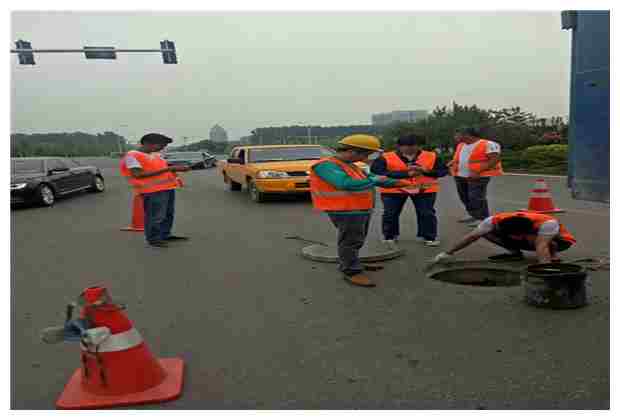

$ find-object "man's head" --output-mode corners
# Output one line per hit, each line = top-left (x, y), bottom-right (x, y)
(454, 127), (481, 144)
(396, 133), (425, 156)
(497, 215), (536, 235)
(140, 133), (173, 152)
(336, 134), (383, 162)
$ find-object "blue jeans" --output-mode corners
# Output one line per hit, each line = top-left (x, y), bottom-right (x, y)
(142, 189), (175, 244)
(381, 193), (438, 241)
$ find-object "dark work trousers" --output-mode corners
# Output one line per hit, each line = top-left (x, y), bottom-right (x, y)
(328, 213), (371, 276)
(484, 231), (573, 253)
(454, 176), (491, 220)
(381, 193), (438, 241)
(142, 189), (175, 244)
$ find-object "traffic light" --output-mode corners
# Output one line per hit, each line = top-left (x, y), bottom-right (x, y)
(15, 40), (35, 65)
(160, 40), (177, 64)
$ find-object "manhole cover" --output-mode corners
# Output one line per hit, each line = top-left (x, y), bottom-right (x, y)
(429, 267), (522, 287)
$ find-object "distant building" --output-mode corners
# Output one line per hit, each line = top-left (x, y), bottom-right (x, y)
(372, 110), (428, 126)
(210, 124), (228, 142)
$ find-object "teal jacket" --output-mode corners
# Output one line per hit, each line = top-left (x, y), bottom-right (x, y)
(313, 160), (399, 215)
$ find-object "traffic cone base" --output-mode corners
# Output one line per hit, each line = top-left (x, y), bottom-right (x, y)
(56, 358), (184, 409)
(120, 226), (145, 232)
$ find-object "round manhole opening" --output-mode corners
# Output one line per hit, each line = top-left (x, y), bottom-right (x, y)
(429, 267), (522, 287)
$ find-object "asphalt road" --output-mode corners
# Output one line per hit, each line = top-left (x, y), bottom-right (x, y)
(11, 158), (609, 409)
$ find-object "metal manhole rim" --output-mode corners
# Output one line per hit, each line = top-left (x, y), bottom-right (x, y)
(427, 265), (524, 287)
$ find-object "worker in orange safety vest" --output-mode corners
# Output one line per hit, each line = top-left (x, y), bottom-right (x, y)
(371, 134), (449, 248)
(431, 211), (576, 264)
(310, 134), (410, 287)
(447, 127), (503, 227)
(119, 133), (190, 248)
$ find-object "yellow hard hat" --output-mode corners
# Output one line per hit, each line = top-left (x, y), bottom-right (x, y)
(338, 134), (383, 152)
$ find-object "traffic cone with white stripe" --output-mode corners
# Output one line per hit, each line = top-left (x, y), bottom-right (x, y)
(521, 179), (564, 213)
(56, 286), (184, 409)
(120, 194), (144, 232)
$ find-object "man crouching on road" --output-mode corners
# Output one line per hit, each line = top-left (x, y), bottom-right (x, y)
(309, 134), (408, 287)
(431, 211), (576, 264)
(120, 133), (191, 248)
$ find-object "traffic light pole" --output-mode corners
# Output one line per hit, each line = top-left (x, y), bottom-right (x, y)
(11, 39), (178, 65)
(10, 48), (172, 53)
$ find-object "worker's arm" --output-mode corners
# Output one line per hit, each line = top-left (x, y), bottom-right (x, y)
(370, 156), (411, 179)
(314, 161), (400, 191)
(535, 235), (554, 264)
(445, 231), (485, 255)
(129, 165), (189, 179)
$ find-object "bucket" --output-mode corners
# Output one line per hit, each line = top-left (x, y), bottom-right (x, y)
(523, 263), (590, 309)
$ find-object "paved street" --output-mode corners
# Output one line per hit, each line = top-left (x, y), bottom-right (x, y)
(11, 158), (609, 409)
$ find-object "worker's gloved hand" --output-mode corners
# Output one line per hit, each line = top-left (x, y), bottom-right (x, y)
(431, 252), (452, 263)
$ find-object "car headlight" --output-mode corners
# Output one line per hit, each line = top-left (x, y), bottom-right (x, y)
(256, 170), (290, 179)
(11, 183), (28, 190)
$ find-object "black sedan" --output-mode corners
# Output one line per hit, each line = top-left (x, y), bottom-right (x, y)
(162, 151), (216, 169)
(11, 157), (105, 206)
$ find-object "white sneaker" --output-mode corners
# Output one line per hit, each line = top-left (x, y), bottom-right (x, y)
(381, 239), (398, 249)
(414, 237), (426, 243)
(424, 240), (441, 247)
(467, 220), (481, 228)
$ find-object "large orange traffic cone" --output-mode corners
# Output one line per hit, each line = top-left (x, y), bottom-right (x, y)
(56, 287), (184, 409)
(120, 194), (144, 232)
(521, 179), (564, 213)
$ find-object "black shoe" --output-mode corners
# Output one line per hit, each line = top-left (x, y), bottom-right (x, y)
(148, 240), (169, 248)
(164, 235), (189, 241)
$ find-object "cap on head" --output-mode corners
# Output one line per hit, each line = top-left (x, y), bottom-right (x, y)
(396, 133), (425, 146)
(337, 134), (383, 152)
(140, 133), (173, 145)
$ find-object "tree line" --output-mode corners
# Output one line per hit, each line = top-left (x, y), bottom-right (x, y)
(11, 131), (128, 157)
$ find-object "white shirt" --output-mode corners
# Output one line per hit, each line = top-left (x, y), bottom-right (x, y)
(124, 151), (163, 169)
(457, 140), (501, 177)
(474, 216), (560, 237)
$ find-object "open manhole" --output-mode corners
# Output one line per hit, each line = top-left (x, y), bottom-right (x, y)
(429, 267), (522, 287)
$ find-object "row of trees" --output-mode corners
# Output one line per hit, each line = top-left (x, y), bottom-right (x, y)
(382, 103), (567, 151)
(11, 132), (128, 157)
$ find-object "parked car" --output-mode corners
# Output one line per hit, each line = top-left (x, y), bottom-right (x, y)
(162, 151), (216, 169)
(11, 157), (105, 206)
(220, 145), (336, 202)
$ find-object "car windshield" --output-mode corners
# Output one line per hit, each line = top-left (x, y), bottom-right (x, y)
(249, 147), (332, 163)
(11, 159), (44, 174)
(165, 152), (203, 159)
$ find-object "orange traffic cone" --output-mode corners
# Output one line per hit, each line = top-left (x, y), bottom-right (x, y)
(120, 194), (144, 232)
(56, 286), (184, 409)
(521, 179), (564, 213)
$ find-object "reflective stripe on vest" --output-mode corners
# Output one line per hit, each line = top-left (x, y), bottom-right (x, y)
(491, 211), (576, 245)
(452, 140), (503, 177)
(309, 158), (374, 211)
(379, 151), (439, 194)
(120, 151), (178, 194)
(80, 327), (143, 353)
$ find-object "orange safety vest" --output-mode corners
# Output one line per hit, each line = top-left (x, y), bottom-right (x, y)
(452, 139), (503, 177)
(491, 211), (576, 245)
(378, 151), (440, 194)
(119, 150), (179, 194)
(309, 157), (374, 212)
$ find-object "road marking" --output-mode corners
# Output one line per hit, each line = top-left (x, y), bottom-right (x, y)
(494, 198), (609, 217)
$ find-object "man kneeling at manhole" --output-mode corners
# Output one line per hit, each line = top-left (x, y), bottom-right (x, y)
(432, 211), (576, 264)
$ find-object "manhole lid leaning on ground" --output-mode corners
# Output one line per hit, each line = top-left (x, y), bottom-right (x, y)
(301, 241), (405, 263)
(428, 267), (522, 287)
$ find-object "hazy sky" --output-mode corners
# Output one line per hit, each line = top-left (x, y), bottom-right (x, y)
(11, 11), (571, 145)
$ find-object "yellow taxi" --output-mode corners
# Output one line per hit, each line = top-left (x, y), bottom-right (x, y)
(221, 144), (336, 202)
